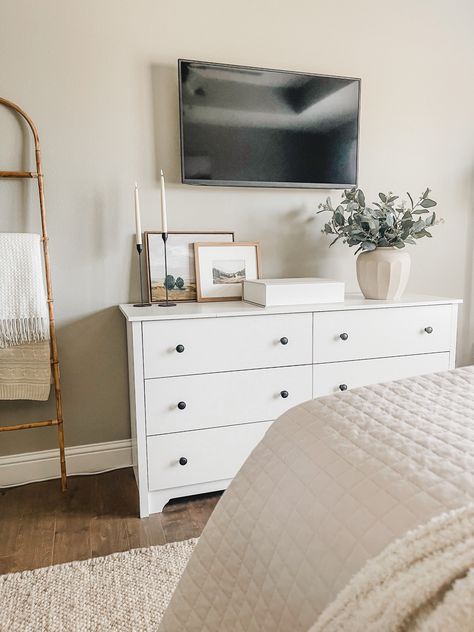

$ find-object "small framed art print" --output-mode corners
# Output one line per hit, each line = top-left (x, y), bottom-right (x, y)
(194, 241), (261, 302)
(145, 231), (234, 303)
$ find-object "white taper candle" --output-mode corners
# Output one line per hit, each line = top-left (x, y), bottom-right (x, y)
(160, 169), (168, 234)
(134, 182), (142, 246)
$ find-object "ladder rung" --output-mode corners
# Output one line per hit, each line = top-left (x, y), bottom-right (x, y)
(0, 170), (38, 178)
(0, 419), (58, 432)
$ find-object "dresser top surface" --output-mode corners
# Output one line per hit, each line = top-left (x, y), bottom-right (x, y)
(119, 293), (462, 322)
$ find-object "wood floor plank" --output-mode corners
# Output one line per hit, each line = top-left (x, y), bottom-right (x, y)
(117, 468), (167, 550)
(52, 473), (96, 564)
(90, 515), (131, 558)
(0, 484), (35, 559)
(0, 468), (222, 574)
(123, 470), (166, 549)
(89, 469), (136, 557)
(161, 499), (194, 544)
(125, 513), (167, 550)
(9, 512), (56, 572)
(53, 518), (92, 565)
(0, 496), (21, 560)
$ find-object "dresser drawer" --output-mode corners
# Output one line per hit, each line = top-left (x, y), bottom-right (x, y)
(313, 352), (450, 397)
(147, 422), (271, 491)
(145, 365), (312, 436)
(143, 313), (312, 378)
(314, 305), (453, 363)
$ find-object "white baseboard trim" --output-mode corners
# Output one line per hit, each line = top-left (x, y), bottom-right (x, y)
(0, 439), (132, 488)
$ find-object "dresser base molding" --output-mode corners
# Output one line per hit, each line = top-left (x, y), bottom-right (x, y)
(147, 479), (231, 516)
(120, 294), (461, 517)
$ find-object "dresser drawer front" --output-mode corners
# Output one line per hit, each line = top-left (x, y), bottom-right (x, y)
(313, 352), (450, 397)
(143, 313), (312, 378)
(147, 422), (271, 491)
(145, 365), (312, 436)
(314, 305), (453, 363)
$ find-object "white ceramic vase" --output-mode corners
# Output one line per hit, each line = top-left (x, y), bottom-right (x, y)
(356, 247), (411, 300)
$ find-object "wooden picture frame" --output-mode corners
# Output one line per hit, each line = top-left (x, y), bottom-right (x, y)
(144, 231), (234, 303)
(194, 241), (261, 302)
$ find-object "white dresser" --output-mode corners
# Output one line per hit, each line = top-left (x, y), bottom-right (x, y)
(120, 294), (460, 517)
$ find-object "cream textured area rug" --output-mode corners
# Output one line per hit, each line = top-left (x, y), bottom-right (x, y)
(0, 539), (196, 632)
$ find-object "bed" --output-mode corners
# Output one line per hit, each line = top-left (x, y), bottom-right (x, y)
(158, 367), (474, 631)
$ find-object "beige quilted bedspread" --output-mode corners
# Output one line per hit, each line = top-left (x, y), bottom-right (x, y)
(159, 367), (474, 632)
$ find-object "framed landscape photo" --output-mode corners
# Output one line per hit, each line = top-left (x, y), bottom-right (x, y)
(145, 231), (234, 303)
(194, 242), (261, 302)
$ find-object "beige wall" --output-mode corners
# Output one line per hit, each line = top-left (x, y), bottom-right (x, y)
(0, 0), (473, 456)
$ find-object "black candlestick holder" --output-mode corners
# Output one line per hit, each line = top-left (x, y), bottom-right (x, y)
(133, 243), (152, 307)
(158, 232), (176, 307)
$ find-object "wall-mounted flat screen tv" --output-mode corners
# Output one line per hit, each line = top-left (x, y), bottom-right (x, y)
(178, 59), (360, 189)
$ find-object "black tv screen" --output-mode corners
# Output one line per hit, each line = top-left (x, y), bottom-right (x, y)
(178, 60), (360, 189)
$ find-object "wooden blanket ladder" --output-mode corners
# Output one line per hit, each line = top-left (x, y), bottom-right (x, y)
(0, 96), (67, 490)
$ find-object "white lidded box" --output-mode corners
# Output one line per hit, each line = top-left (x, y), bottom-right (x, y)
(242, 278), (345, 307)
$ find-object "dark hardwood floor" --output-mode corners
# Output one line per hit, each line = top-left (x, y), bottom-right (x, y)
(0, 468), (222, 575)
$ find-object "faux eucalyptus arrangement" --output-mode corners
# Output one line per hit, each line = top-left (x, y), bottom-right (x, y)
(318, 187), (439, 254)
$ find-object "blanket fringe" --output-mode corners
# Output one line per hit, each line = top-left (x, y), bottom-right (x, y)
(0, 317), (50, 349)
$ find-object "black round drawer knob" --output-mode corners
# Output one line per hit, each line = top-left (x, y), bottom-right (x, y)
(424, 326), (433, 334)
(176, 344), (185, 353)
(177, 401), (187, 410)
(339, 384), (348, 391)
(340, 333), (349, 341)
(179, 457), (188, 466)
(280, 337), (289, 345)
(280, 390), (289, 398)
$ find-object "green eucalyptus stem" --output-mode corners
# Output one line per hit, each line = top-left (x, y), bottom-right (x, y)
(317, 187), (440, 254)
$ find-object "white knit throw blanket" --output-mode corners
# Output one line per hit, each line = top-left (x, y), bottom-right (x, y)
(0, 233), (50, 348)
(311, 504), (474, 632)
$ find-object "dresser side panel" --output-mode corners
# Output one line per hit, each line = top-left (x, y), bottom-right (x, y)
(126, 320), (149, 517)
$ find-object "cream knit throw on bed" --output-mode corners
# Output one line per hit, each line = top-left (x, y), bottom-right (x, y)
(312, 504), (474, 632)
(0, 233), (49, 349)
